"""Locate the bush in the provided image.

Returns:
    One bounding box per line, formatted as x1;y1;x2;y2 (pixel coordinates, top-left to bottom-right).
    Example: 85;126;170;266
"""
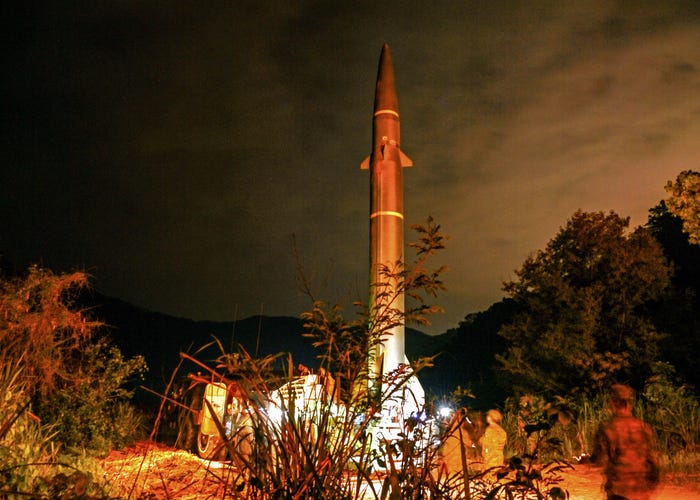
640;363;700;455
0;266;148;496
35;338;147;454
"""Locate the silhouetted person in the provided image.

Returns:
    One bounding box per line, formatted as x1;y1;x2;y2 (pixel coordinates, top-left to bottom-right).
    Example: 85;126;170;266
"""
480;409;507;471
593;384;659;500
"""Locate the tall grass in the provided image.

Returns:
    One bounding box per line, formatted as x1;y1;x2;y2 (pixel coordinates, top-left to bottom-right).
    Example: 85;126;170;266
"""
171;342;571;500
156;215;572;498
0;360;55;494
0;360;111;498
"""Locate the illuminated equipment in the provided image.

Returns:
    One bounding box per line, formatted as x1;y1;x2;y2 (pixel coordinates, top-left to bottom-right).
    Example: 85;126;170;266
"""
266;371;344;428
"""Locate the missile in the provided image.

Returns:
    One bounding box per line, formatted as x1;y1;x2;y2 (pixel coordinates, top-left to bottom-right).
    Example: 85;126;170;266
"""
361;44;413;383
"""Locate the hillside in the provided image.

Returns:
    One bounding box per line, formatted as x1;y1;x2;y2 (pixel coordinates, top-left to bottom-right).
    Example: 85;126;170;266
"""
86;294;508;407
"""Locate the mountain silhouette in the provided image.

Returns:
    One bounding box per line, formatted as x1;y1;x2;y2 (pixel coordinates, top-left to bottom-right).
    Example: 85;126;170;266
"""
85;293;509;410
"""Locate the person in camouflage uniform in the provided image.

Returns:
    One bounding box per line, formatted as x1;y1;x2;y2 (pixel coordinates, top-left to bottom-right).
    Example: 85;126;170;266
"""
593;384;659;500
480;409;507;471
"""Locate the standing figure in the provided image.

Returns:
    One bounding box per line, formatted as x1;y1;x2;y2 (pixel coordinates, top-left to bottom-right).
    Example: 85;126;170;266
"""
440;408;477;475
480;409;507;470
593;384;659;500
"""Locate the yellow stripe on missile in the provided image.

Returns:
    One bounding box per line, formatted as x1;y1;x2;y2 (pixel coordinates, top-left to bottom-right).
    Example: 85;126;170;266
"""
370;211;404;219
374;109;399;118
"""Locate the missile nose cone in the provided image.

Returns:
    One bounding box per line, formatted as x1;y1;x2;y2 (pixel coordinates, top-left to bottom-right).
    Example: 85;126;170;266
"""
374;44;398;113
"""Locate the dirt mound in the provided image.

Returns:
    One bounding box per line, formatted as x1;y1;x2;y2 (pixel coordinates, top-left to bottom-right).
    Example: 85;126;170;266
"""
100;441;236;499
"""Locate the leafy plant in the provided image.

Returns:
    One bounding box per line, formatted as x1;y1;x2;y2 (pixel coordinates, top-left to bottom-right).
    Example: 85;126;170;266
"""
640;362;700;455
477;401;572;500
35;337;147;454
0;359;112;498
0;266;147;496
152;218;448;499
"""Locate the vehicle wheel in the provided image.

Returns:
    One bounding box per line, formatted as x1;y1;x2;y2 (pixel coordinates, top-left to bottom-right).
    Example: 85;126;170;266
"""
197;429;226;460
176;408;198;452
173;382;204;452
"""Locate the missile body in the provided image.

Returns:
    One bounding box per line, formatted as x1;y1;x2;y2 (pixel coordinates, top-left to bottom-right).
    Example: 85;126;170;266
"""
361;44;413;383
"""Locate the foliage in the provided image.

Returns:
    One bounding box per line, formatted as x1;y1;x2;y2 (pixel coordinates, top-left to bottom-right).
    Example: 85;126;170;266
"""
639;362;700;454
665;170;700;245
169;344;574;500
0;359;111;498
646;201;700;392
35;337;148;453
0;360;53;494
530;368;700;475
176;344;405;498
0;265;147;496
451;401;572;500
0;265;101;397
479;457;571;500
502;394;584;462
300;301;369;402
572;393;607;459
301;216;446;404
158;216;573;499
497;210;672;397
152;218;447;498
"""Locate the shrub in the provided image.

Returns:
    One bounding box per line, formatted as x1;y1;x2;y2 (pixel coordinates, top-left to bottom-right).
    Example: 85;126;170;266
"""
640;363;700;454
0;360;112;498
0;266;147;496
35;338;147;454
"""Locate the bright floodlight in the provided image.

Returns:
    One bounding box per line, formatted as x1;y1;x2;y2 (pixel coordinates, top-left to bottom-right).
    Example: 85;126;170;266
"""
439;406;453;418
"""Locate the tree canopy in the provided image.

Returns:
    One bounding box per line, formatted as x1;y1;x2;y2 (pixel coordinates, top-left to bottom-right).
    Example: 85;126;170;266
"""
497;210;672;397
665;170;700;245
646;201;700;391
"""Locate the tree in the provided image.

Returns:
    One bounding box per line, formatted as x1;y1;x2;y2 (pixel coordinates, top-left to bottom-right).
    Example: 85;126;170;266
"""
497;211;672;397
665;170;700;245
647;202;700;391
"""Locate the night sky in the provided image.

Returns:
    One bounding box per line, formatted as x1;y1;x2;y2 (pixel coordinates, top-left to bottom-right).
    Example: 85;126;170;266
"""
3;2;699;334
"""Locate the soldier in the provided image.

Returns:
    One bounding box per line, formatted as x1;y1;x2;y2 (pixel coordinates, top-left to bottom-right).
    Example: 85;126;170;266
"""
480;409;507;471
593;384;659;500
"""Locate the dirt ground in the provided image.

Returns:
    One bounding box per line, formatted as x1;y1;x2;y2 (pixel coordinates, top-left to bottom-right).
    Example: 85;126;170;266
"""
100;441;700;499
557;463;700;500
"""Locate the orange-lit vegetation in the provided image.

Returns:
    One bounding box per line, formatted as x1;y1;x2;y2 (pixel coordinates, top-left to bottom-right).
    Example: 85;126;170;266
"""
0;266;146;497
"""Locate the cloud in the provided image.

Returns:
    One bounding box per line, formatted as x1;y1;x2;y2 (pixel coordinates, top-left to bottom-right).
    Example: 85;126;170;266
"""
4;1;700;334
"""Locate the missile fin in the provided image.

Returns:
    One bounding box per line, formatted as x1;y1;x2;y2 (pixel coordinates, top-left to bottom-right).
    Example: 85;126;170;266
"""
400;150;413;167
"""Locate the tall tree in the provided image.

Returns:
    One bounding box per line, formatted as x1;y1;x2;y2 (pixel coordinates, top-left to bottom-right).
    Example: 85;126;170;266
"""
497;211;672;397
647;201;700;391
665;170;700;245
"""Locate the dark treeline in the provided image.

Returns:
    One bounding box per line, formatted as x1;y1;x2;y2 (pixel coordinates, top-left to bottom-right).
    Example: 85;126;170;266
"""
1;199;697;411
